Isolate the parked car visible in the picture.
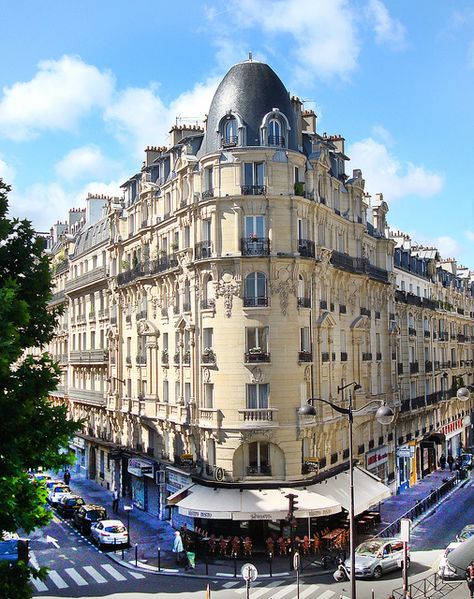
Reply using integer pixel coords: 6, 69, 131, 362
90, 519, 128, 549
29, 472, 51, 484
438, 542, 463, 580
455, 524, 474, 542
57, 494, 85, 518
73, 504, 107, 534
44, 479, 63, 492
47, 484, 70, 507
343, 538, 409, 579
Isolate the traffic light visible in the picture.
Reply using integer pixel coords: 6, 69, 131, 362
285, 493, 299, 516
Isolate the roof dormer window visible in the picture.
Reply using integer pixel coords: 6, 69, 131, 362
219, 111, 245, 148
268, 118, 284, 147
261, 109, 290, 148
224, 118, 237, 146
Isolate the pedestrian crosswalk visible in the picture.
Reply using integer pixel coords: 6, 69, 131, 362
30, 563, 145, 594
221, 579, 349, 599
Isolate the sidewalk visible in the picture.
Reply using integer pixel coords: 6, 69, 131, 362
65, 468, 471, 579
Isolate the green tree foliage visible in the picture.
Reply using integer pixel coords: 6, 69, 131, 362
0, 179, 80, 598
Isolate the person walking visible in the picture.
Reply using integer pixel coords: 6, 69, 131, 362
63, 468, 71, 485
173, 531, 184, 565
467, 560, 474, 598
439, 453, 446, 470
447, 454, 454, 471
112, 487, 119, 514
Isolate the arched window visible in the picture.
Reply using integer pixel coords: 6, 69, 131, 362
223, 118, 237, 146
244, 272, 268, 307
268, 118, 283, 146
248, 441, 270, 475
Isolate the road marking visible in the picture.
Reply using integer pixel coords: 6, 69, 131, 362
300, 587, 319, 599
316, 591, 336, 599
128, 571, 145, 579
30, 577, 48, 592
29, 550, 40, 570
223, 581, 240, 588
83, 566, 107, 583
101, 563, 127, 581
251, 581, 284, 598
269, 583, 297, 599
65, 567, 88, 586
48, 570, 68, 589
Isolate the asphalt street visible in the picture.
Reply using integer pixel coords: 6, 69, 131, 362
30, 479, 474, 599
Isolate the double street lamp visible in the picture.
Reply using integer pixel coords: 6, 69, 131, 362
299, 382, 395, 599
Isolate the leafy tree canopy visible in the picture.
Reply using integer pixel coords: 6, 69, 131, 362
0, 179, 80, 598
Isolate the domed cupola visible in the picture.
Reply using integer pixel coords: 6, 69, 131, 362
202, 59, 298, 155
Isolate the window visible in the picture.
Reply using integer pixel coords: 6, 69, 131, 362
268, 118, 283, 146
203, 383, 214, 408
300, 327, 310, 351
246, 383, 269, 409
248, 441, 270, 475
223, 118, 237, 145
244, 272, 268, 307
203, 327, 214, 349
185, 382, 191, 405
245, 215, 265, 239
91, 331, 95, 350
242, 162, 265, 195
184, 225, 190, 248
246, 326, 268, 353
175, 381, 180, 404
162, 380, 169, 403
203, 167, 213, 197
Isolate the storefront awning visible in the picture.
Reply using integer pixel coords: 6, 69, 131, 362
175, 485, 341, 520
422, 432, 446, 445
310, 466, 391, 516
167, 483, 194, 505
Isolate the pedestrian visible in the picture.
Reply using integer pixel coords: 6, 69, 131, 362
467, 560, 474, 598
172, 531, 184, 565
439, 453, 446, 470
112, 487, 119, 514
63, 468, 71, 485
447, 454, 454, 471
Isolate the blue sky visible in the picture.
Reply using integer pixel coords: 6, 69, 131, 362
0, 0, 473, 267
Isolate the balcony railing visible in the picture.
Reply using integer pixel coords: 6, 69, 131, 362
65, 266, 107, 293
297, 297, 311, 308
202, 189, 214, 200
410, 362, 419, 374
330, 251, 389, 283
362, 352, 372, 361
398, 363, 404, 375
48, 290, 66, 306
409, 327, 417, 336
411, 395, 426, 410
195, 241, 212, 260
68, 388, 105, 407
298, 351, 312, 362
238, 408, 278, 423
298, 239, 315, 258
424, 330, 431, 338
341, 352, 348, 362
268, 135, 285, 147
244, 351, 271, 363
69, 350, 108, 363
136, 354, 147, 365
425, 360, 433, 372
241, 185, 266, 195
243, 296, 269, 307
246, 465, 272, 476
321, 352, 330, 362
201, 299, 215, 310
241, 237, 270, 256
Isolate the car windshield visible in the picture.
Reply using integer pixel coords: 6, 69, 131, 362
105, 525, 126, 533
459, 530, 474, 540
54, 486, 67, 493
355, 540, 384, 555
88, 510, 106, 519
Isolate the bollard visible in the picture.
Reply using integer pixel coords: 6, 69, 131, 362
371, 589, 375, 599
269, 552, 273, 577
114, 537, 117, 554
135, 543, 138, 567
233, 551, 237, 577
158, 547, 161, 572
205, 556, 209, 576
121, 546, 124, 559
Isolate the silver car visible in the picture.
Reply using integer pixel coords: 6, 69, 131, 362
344, 538, 409, 579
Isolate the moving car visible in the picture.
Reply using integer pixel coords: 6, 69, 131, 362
438, 542, 463, 580
455, 524, 474, 542
343, 538, 409, 579
90, 519, 128, 549
57, 494, 85, 518
73, 504, 107, 534
0, 532, 20, 564
47, 484, 70, 507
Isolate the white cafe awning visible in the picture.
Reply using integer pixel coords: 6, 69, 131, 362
310, 466, 391, 516
175, 485, 341, 520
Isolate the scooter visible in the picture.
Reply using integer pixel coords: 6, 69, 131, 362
333, 562, 349, 581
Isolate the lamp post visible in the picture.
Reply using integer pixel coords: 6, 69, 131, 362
299, 382, 395, 599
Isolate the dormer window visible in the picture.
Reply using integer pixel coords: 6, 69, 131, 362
219, 111, 245, 148
268, 118, 284, 147
261, 109, 290, 148
224, 118, 237, 146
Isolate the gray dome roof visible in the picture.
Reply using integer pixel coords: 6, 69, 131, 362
202, 60, 297, 155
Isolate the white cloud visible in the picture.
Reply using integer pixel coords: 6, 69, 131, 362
9, 179, 122, 232
0, 157, 16, 183
366, 0, 406, 49
228, 0, 360, 80
409, 232, 462, 261
348, 136, 443, 200
465, 230, 474, 242
54, 145, 120, 181
0, 55, 114, 141
104, 77, 219, 157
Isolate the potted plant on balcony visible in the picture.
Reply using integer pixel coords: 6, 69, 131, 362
248, 346, 262, 355
171, 241, 179, 251
202, 347, 216, 362
249, 232, 258, 241
161, 349, 169, 363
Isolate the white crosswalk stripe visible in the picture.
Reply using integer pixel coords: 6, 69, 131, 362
251, 581, 284, 598
316, 591, 337, 599
223, 581, 240, 588
300, 586, 320, 599
100, 563, 127, 581
83, 565, 107, 583
128, 570, 145, 579
48, 570, 68, 589
30, 576, 48, 592
269, 583, 297, 599
65, 568, 88, 586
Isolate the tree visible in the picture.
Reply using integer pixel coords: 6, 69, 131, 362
0, 179, 80, 598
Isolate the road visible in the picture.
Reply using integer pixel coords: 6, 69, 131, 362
31, 480, 474, 599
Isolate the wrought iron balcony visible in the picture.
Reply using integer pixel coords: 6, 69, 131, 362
298, 239, 315, 258
425, 360, 433, 372
362, 352, 372, 361
297, 297, 311, 308
410, 362, 419, 374
408, 327, 417, 336
195, 241, 212, 260
202, 189, 214, 200
136, 354, 147, 365
241, 237, 270, 256
222, 135, 238, 147
398, 363, 404, 375
243, 296, 269, 307
244, 351, 270, 363
246, 465, 272, 476
330, 251, 389, 283
268, 135, 285, 147
340, 352, 348, 362
201, 299, 215, 310
241, 185, 266, 195
298, 351, 312, 362
321, 352, 330, 362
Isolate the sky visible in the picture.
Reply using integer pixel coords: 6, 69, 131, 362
0, 0, 473, 268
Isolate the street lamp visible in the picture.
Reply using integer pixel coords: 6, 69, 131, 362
457, 386, 473, 402
299, 382, 395, 599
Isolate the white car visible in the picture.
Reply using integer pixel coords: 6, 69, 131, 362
438, 542, 463, 580
47, 484, 70, 506
90, 519, 128, 549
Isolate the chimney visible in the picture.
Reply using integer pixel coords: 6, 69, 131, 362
145, 146, 166, 167
169, 124, 204, 147
328, 134, 345, 155
291, 95, 303, 148
302, 110, 317, 134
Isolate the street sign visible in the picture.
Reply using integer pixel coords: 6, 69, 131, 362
293, 551, 300, 571
241, 563, 258, 582
401, 518, 411, 543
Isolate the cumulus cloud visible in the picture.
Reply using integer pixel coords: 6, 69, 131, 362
408, 232, 462, 261
0, 55, 114, 141
104, 77, 219, 157
9, 179, 123, 232
54, 145, 120, 181
348, 136, 443, 201
366, 0, 406, 49
226, 0, 360, 80
0, 157, 16, 184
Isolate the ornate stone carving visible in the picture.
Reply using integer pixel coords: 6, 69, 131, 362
216, 272, 240, 318
240, 429, 274, 442
270, 264, 296, 316
203, 367, 211, 382
251, 367, 263, 383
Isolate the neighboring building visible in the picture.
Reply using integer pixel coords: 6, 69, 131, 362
45, 59, 474, 537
